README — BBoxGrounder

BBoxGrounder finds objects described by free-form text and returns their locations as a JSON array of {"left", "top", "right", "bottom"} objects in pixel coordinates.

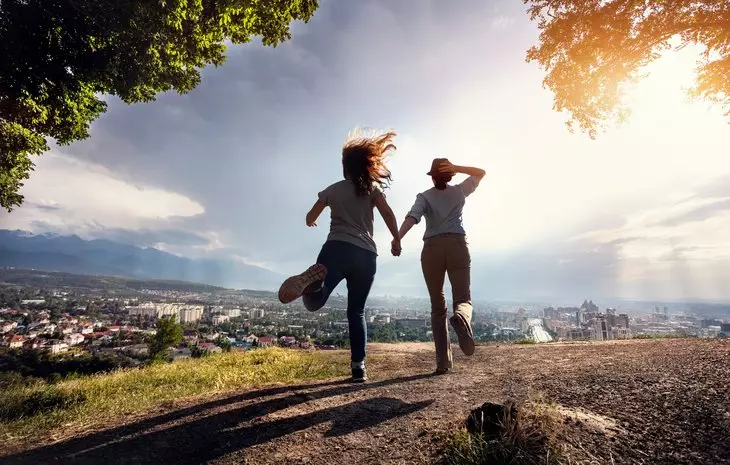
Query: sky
[{"left": 3, "top": 0, "right": 730, "bottom": 303}]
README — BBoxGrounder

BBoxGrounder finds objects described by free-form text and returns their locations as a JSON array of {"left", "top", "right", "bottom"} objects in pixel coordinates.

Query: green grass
[{"left": 0, "top": 348, "right": 349, "bottom": 446}]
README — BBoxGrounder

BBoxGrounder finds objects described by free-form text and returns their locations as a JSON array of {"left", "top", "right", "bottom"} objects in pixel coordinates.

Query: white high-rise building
[
  {"left": 128, "top": 303, "right": 204, "bottom": 322},
  {"left": 127, "top": 306, "right": 157, "bottom": 318},
  {"left": 212, "top": 314, "right": 230, "bottom": 325},
  {"left": 157, "top": 303, "right": 181, "bottom": 318},
  {"left": 221, "top": 308, "right": 241, "bottom": 318},
  {"left": 250, "top": 308, "right": 265, "bottom": 319},
  {"left": 179, "top": 306, "right": 204, "bottom": 323},
  {"left": 127, "top": 302, "right": 158, "bottom": 318}
]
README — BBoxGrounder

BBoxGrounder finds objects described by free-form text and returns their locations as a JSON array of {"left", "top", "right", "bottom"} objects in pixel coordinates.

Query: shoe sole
[
  {"left": 450, "top": 314, "right": 475, "bottom": 356},
  {"left": 278, "top": 264, "right": 327, "bottom": 304}
]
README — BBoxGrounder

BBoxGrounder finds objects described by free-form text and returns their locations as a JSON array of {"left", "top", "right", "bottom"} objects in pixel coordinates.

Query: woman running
[
  {"left": 397, "top": 158, "right": 485, "bottom": 374},
  {"left": 277, "top": 129, "right": 402, "bottom": 383}
]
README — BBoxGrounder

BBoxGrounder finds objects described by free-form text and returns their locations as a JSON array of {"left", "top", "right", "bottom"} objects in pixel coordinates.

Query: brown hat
[{"left": 427, "top": 158, "right": 452, "bottom": 176}]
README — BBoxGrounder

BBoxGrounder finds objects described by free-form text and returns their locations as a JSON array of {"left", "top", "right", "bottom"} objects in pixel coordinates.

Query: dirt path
[{"left": 3, "top": 339, "right": 730, "bottom": 464}]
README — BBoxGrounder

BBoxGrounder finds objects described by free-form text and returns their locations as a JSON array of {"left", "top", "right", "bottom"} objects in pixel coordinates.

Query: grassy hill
[
  {"left": 1, "top": 339, "right": 729, "bottom": 464},
  {"left": 1, "top": 349, "right": 349, "bottom": 447}
]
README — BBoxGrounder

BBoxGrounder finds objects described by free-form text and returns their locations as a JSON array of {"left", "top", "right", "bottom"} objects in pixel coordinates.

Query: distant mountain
[{"left": 0, "top": 230, "right": 282, "bottom": 290}]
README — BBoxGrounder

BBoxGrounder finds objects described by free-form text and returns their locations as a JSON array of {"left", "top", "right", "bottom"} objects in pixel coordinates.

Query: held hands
[{"left": 391, "top": 238, "right": 402, "bottom": 257}]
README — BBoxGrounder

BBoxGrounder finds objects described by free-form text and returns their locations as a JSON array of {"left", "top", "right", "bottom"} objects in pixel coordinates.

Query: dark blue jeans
[{"left": 303, "top": 240, "right": 376, "bottom": 364}]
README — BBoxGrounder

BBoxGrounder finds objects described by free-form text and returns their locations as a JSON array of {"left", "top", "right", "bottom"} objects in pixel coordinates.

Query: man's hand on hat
[{"left": 436, "top": 160, "right": 456, "bottom": 176}]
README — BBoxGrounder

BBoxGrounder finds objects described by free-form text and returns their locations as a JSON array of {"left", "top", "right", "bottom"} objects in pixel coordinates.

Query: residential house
[
  {"left": 171, "top": 347, "right": 192, "bottom": 360},
  {"left": 66, "top": 333, "right": 85, "bottom": 346},
  {"left": 258, "top": 336, "right": 274, "bottom": 348},
  {"left": 280, "top": 336, "right": 297, "bottom": 346},
  {"left": 123, "top": 344, "right": 149, "bottom": 356},
  {"left": 23, "top": 338, "right": 41, "bottom": 350},
  {"left": 198, "top": 342, "right": 222, "bottom": 354},
  {"left": 80, "top": 323, "right": 94, "bottom": 335},
  {"left": 0, "top": 321, "right": 17, "bottom": 333},
  {"left": 49, "top": 341, "right": 69, "bottom": 354},
  {"left": 6, "top": 335, "right": 25, "bottom": 348},
  {"left": 242, "top": 334, "right": 258, "bottom": 344}
]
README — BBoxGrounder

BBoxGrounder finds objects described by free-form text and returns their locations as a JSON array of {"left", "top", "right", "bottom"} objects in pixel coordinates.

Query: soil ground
[{"left": 2, "top": 339, "right": 729, "bottom": 464}]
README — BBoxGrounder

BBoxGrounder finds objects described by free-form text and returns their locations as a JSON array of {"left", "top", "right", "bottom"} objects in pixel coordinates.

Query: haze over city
[{"left": 3, "top": 0, "right": 730, "bottom": 303}]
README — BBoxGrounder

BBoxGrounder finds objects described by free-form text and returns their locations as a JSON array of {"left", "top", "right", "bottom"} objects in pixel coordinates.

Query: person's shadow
[{"left": 4, "top": 373, "right": 436, "bottom": 464}]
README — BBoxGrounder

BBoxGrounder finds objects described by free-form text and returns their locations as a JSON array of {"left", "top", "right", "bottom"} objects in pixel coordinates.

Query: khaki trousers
[{"left": 420, "top": 233, "right": 472, "bottom": 370}]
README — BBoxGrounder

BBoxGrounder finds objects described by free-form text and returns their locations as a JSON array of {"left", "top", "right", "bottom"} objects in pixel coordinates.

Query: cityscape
[{"left": 2, "top": 268, "right": 728, "bottom": 364}]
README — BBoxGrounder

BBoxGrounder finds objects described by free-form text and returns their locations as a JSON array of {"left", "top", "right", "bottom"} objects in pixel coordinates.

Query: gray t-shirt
[
  {"left": 318, "top": 180, "right": 383, "bottom": 254},
  {"left": 407, "top": 175, "right": 481, "bottom": 240}
]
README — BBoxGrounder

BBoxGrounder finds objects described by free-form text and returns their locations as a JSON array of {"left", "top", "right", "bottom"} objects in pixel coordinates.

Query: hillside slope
[
  {"left": 0, "top": 230, "right": 281, "bottom": 290},
  {"left": 2, "top": 339, "right": 729, "bottom": 464}
]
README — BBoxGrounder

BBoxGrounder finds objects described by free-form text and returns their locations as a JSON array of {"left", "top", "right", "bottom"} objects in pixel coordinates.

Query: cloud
[
  {"left": 5, "top": 0, "right": 730, "bottom": 302},
  {"left": 2, "top": 152, "right": 207, "bottom": 252},
  {"left": 566, "top": 175, "right": 730, "bottom": 301},
  {"left": 87, "top": 228, "right": 211, "bottom": 248}
]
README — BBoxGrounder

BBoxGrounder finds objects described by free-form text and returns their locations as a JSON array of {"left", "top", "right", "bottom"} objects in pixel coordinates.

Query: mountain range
[{"left": 0, "top": 230, "right": 282, "bottom": 290}]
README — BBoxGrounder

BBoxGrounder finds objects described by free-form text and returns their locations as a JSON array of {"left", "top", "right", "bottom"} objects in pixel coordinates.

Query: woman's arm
[
  {"left": 373, "top": 194, "right": 402, "bottom": 256},
  {"left": 374, "top": 194, "right": 400, "bottom": 239},
  {"left": 398, "top": 216, "right": 418, "bottom": 240},
  {"left": 306, "top": 199, "right": 326, "bottom": 227}
]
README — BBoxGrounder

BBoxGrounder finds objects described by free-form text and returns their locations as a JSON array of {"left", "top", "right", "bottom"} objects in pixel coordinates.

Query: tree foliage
[
  {"left": 0, "top": 0, "right": 319, "bottom": 211},
  {"left": 149, "top": 315, "right": 184, "bottom": 359},
  {"left": 524, "top": 0, "right": 730, "bottom": 138}
]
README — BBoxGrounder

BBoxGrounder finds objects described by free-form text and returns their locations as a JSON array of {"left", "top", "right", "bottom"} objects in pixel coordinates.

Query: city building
[
  {"left": 66, "top": 333, "right": 85, "bottom": 345},
  {"left": 221, "top": 308, "right": 242, "bottom": 318},
  {"left": 0, "top": 321, "right": 17, "bottom": 333},
  {"left": 49, "top": 341, "right": 69, "bottom": 354},
  {"left": 179, "top": 306, "right": 204, "bottom": 323},
  {"left": 212, "top": 314, "right": 230, "bottom": 325},
  {"left": 258, "top": 336, "right": 274, "bottom": 347},
  {"left": 127, "top": 305, "right": 158, "bottom": 318},
  {"left": 374, "top": 314, "right": 391, "bottom": 324},
  {"left": 250, "top": 308, "right": 265, "bottom": 319},
  {"left": 395, "top": 318, "right": 427, "bottom": 329},
  {"left": 6, "top": 335, "right": 25, "bottom": 348},
  {"left": 127, "top": 302, "right": 204, "bottom": 322}
]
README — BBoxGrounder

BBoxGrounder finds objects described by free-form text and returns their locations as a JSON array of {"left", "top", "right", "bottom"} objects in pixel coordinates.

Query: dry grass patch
[
  {"left": 0, "top": 348, "right": 349, "bottom": 448},
  {"left": 442, "top": 397, "right": 620, "bottom": 465}
]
